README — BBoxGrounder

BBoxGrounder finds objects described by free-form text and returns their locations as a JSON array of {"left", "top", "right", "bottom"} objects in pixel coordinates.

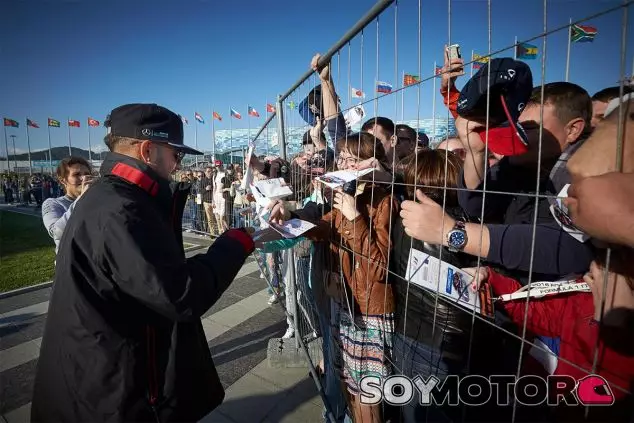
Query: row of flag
[
  {"left": 4, "top": 24, "right": 599, "bottom": 132},
  {"left": 349, "top": 23, "right": 598, "bottom": 94},
  {"left": 182, "top": 104, "right": 279, "bottom": 125},
  {"left": 3, "top": 117, "right": 101, "bottom": 128}
]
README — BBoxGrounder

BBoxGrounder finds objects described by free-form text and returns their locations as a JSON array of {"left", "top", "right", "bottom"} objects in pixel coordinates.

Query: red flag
[
  {"left": 248, "top": 106, "right": 260, "bottom": 117},
  {"left": 88, "top": 118, "right": 100, "bottom": 127},
  {"left": 213, "top": 111, "right": 222, "bottom": 121},
  {"left": 266, "top": 104, "right": 276, "bottom": 113},
  {"left": 68, "top": 119, "right": 80, "bottom": 128}
]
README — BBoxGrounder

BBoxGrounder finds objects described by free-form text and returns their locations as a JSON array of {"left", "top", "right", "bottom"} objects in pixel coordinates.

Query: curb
[{"left": 0, "top": 280, "right": 54, "bottom": 300}]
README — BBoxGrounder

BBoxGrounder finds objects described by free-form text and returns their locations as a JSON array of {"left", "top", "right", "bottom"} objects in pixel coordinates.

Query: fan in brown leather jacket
[{"left": 304, "top": 183, "right": 397, "bottom": 317}]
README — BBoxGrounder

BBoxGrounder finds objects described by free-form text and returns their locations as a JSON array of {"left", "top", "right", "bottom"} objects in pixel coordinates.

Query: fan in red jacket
[{"left": 467, "top": 259, "right": 634, "bottom": 405}]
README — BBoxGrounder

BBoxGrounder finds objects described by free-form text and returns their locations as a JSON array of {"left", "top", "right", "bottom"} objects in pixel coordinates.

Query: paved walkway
[{"left": 0, "top": 237, "right": 323, "bottom": 422}]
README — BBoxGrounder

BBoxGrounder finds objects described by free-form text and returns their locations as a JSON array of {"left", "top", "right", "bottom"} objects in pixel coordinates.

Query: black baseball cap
[
  {"left": 457, "top": 58, "right": 533, "bottom": 156},
  {"left": 105, "top": 103, "right": 203, "bottom": 155}
]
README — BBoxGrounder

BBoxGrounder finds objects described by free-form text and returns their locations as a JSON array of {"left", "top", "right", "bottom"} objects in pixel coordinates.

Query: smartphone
[{"left": 447, "top": 44, "right": 461, "bottom": 60}]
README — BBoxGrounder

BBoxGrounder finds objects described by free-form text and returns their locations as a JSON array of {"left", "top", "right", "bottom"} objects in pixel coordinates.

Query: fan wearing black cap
[
  {"left": 31, "top": 103, "right": 255, "bottom": 422},
  {"left": 403, "top": 59, "right": 594, "bottom": 285}
]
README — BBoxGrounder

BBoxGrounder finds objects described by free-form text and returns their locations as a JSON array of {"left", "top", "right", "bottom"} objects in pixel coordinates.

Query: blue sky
[{"left": 1, "top": 0, "right": 632, "bottom": 155}]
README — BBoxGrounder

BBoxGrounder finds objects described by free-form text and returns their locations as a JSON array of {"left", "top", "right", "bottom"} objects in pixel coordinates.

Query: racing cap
[
  {"left": 105, "top": 103, "right": 203, "bottom": 155},
  {"left": 457, "top": 58, "right": 533, "bottom": 156}
]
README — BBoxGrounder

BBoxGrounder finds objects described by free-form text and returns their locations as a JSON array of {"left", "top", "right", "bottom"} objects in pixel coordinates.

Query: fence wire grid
[{"left": 168, "top": 1, "right": 634, "bottom": 422}]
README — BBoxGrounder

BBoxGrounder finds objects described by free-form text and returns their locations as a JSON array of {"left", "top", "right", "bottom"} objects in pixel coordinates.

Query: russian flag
[
  {"left": 376, "top": 81, "right": 393, "bottom": 94},
  {"left": 231, "top": 109, "right": 242, "bottom": 119},
  {"left": 194, "top": 112, "right": 204, "bottom": 123},
  {"left": 248, "top": 106, "right": 260, "bottom": 117}
]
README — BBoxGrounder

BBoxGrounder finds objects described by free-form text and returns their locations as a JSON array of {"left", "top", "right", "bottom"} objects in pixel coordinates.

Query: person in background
[
  {"left": 41, "top": 157, "right": 93, "bottom": 253},
  {"left": 213, "top": 160, "right": 230, "bottom": 232},
  {"left": 231, "top": 171, "right": 246, "bottom": 228},
  {"left": 201, "top": 166, "right": 218, "bottom": 236},
  {"left": 30, "top": 173, "right": 44, "bottom": 207},
  {"left": 590, "top": 85, "right": 633, "bottom": 128},
  {"left": 394, "top": 124, "right": 419, "bottom": 161},
  {"left": 361, "top": 117, "right": 397, "bottom": 168},
  {"left": 224, "top": 167, "right": 235, "bottom": 228}
]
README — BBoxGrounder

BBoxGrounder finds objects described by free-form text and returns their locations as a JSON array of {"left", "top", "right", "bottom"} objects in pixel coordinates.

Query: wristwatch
[{"left": 447, "top": 220, "right": 468, "bottom": 252}]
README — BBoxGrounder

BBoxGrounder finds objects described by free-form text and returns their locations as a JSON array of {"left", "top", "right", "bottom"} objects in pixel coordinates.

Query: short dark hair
[
  {"left": 591, "top": 86, "right": 633, "bottom": 103},
  {"left": 361, "top": 116, "right": 395, "bottom": 137},
  {"left": 56, "top": 157, "right": 92, "bottom": 182},
  {"left": 529, "top": 82, "right": 592, "bottom": 130},
  {"left": 104, "top": 134, "right": 140, "bottom": 152}
]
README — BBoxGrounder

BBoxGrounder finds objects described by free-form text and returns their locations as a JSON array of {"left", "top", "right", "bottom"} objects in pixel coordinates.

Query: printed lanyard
[{"left": 495, "top": 280, "right": 591, "bottom": 302}]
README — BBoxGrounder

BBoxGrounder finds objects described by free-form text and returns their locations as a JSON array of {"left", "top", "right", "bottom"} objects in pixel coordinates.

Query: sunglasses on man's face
[{"left": 156, "top": 143, "right": 185, "bottom": 164}]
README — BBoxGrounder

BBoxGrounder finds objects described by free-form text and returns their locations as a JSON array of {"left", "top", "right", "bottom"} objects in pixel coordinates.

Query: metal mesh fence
[{"left": 239, "top": 0, "right": 634, "bottom": 422}]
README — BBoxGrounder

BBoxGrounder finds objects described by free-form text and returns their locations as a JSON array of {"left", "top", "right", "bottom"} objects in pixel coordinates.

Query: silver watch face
[{"left": 448, "top": 229, "right": 467, "bottom": 249}]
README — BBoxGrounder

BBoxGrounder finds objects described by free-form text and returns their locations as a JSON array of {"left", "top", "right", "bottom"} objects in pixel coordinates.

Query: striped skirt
[{"left": 338, "top": 311, "right": 395, "bottom": 395}]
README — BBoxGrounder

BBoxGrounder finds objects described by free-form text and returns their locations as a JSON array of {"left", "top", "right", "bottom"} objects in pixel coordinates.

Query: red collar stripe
[{"left": 111, "top": 163, "right": 159, "bottom": 196}]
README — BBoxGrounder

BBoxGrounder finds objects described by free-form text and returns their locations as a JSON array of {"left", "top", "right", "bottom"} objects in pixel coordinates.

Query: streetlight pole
[{"left": 9, "top": 135, "right": 17, "bottom": 172}]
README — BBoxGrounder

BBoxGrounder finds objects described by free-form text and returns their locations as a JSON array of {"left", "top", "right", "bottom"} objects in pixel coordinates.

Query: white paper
[
  {"left": 240, "top": 143, "right": 255, "bottom": 191},
  {"left": 405, "top": 249, "right": 482, "bottom": 314},
  {"left": 344, "top": 105, "right": 366, "bottom": 128},
  {"left": 252, "top": 178, "right": 293, "bottom": 201},
  {"left": 269, "top": 219, "right": 316, "bottom": 239},
  {"left": 316, "top": 168, "right": 374, "bottom": 189},
  {"left": 550, "top": 184, "right": 590, "bottom": 243}
]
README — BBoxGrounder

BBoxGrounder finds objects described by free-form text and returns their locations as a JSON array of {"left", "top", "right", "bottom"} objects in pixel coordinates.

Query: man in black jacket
[{"left": 31, "top": 104, "right": 255, "bottom": 422}]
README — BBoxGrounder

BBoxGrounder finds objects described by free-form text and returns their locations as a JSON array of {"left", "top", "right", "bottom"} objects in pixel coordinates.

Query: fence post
[{"left": 276, "top": 94, "right": 287, "bottom": 160}]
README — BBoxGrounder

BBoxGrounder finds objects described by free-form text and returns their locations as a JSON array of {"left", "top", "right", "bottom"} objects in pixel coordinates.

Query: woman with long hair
[{"left": 306, "top": 132, "right": 395, "bottom": 423}]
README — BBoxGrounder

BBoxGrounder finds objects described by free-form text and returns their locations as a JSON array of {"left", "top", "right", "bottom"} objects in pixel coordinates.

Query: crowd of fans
[
  {"left": 17, "top": 47, "right": 634, "bottom": 423},
  {"left": 1, "top": 172, "right": 62, "bottom": 207},
  {"left": 237, "top": 51, "right": 634, "bottom": 423}
]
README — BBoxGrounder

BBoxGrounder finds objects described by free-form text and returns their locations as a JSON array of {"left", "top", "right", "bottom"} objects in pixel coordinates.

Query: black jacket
[
  {"left": 199, "top": 176, "right": 214, "bottom": 203},
  {"left": 31, "top": 153, "right": 254, "bottom": 422},
  {"left": 458, "top": 157, "right": 593, "bottom": 282},
  {"left": 391, "top": 210, "right": 501, "bottom": 375}
]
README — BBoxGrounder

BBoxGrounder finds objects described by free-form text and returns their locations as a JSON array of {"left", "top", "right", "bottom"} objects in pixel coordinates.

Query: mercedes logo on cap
[{"left": 141, "top": 129, "right": 152, "bottom": 136}]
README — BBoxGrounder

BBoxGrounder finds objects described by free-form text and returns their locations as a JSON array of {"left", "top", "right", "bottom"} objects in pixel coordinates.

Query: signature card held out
[
  {"left": 316, "top": 168, "right": 374, "bottom": 189},
  {"left": 405, "top": 248, "right": 483, "bottom": 314}
]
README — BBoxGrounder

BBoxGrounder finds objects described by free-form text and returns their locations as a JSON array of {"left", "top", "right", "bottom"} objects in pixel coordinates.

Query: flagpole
[
  {"left": 565, "top": 18, "right": 572, "bottom": 82},
  {"left": 400, "top": 71, "right": 405, "bottom": 122},
  {"left": 87, "top": 123, "right": 93, "bottom": 163},
  {"left": 47, "top": 123, "right": 53, "bottom": 174},
  {"left": 470, "top": 49, "right": 475, "bottom": 77},
  {"left": 3, "top": 125, "right": 9, "bottom": 173},
  {"left": 432, "top": 61, "right": 437, "bottom": 142},
  {"left": 229, "top": 109, "right": 233, "bottom": 165},
  {"left": 67, "top": 117, "right": 72, "bottom": 156},
  {"left": 265, "top": 103, "right": 270, "bottom": 156},
  {"left": 514, "top": 36, "right": 518, "bottom": 60},
  {"left": 26, "top": 121, "right": 32, "bottom": 175},
  {"left": 211, "top": 109, "right": 216, "bottom": 160},
  {"left": 194, "top": 116, "right": 199, "bottom": 168},
  {"left": 265, "top": 102, "right": 269, "bottom": 156}
]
